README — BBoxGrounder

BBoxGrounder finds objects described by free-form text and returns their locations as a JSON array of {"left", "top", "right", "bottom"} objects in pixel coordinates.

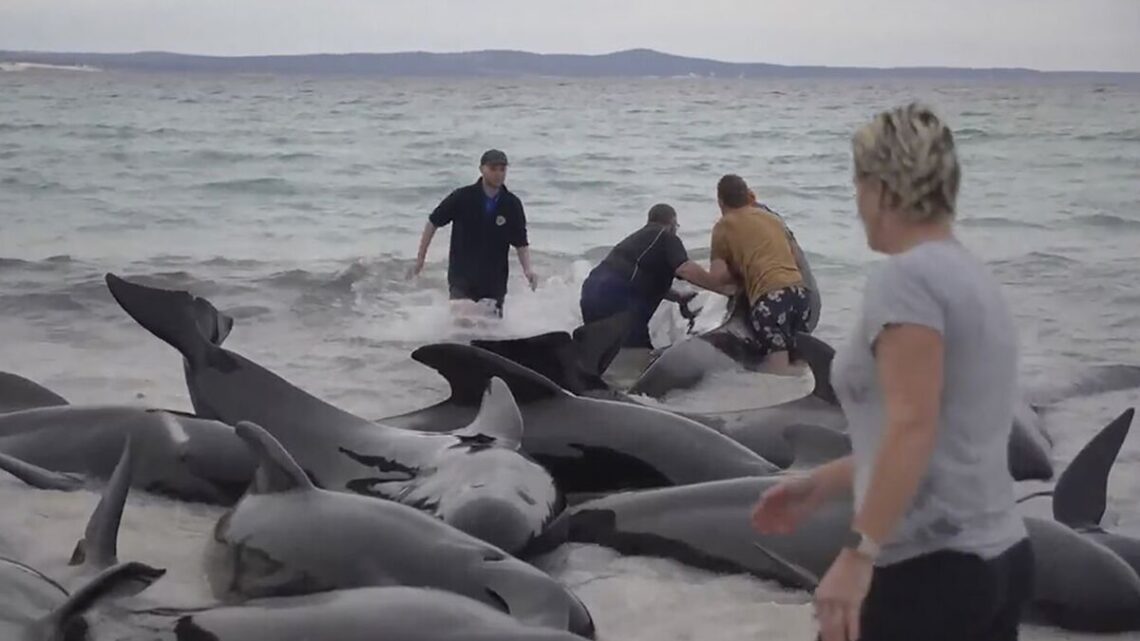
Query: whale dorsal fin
[
  {"left": 234, "top": 421, "right": 315, "bottom": 494},
  {"left": 70, "top": 436, "right": 134, "bottom": 571},
  {"left": 452, "top": 377, "right": 524, "bottom": 450},
  {"left": 469, "top": 311, "right": 634, "bottom": 395},
  {"left": 0, "top": 452, "right": 85, "bottom": 491},
  {"left": 411, "top": 343, "right": 569, "bottom": 406},
  {"left": 0, "top": 371, "right": 69, "bottom": 414},
  {"left": 1054, "top": 407, "right": 1134, "bottom": 528},
  {"left": 471, "top": 332, "right": 582, "bottom": 392},
  {"left": 793, "top": 333, "right": 837, "bottom": 405},
  {"left": 30, "top": 562, "right": 165, "bottom": 641}
]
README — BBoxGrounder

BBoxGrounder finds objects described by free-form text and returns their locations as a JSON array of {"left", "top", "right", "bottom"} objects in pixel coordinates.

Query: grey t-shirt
[{"left": 832, "top": 238, "right": 1028, "bottom": 566}]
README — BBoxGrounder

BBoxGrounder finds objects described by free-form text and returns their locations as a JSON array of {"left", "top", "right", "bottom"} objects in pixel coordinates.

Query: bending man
[
  {"left": 709, "top": 174, "right": 810, "bottom": 374},
  {"left": 580, "top": 203, "right": 733, "bottom": 348}
]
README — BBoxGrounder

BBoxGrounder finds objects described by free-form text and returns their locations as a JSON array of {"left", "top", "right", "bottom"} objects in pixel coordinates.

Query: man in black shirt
[
  {"left": 579, "top": 203, "right": 734, "bottom": 348},
  {"left": 410, "top": 149, "right": 537, "bottom": 317}
]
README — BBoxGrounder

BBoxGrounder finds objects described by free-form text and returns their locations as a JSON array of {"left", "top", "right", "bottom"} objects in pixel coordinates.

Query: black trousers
[
  {"left": 448, "top": 283, "right": 504, "bottom": 317},
  {"left": 833, "top": 538, "right": 1034, "bottom": 641}
]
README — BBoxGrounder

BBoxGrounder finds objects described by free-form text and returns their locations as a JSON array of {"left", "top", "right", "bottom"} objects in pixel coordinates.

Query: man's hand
[
  {"left": 525, "top": 270, "right": 538, "bottom": 291},
  {"left": 406, "top": 261, "right": 424, "bottom": 281},
  {"left": 677, "top": 291, "right": 700, "bottom": 321}
]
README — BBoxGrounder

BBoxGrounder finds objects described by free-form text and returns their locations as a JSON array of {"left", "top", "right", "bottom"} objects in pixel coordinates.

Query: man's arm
[
  {"left": 510, "top": 199, "right": 538, "bottom": 290},
  {"left": 677, "top": 261, "right": 736, "bottom": 296},
  {"left": 707, "top": 258, "right": 736, "bottom": 288},
  {"left": 706, "top": 221, "right": 740, "bottom": 291},
  {"left": 662, "top": 232, "right": 735, "bottom": 297},
  {"left": 515, "top": 246, "right": 537, "bottom": 290},
  {"left": 410, "top": 190, "right": 458, "bottom": 278},
  {"left": 410, "top": 222, "right": 438, "bottom": 277}
]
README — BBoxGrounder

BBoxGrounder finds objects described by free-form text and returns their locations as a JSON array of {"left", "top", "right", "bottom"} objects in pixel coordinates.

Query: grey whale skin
[
  {"left": 4, "top": 434, "right": 589, "bottom": 641},
  {"left": 0, "top": 392, "right": 254, "bottom": 505},
  {"left": 529, "top": 407, "right": 1140, "bottom": 633},
  {"left": 118, "top": 586, "right": 593, "bottom": 641},
  {"left": 104, "top": 272, "right": 559, "bottom": 555},
  {"left": 470, "top": 299, "right": 1057, "bottom": 480},
  {"left": 205, "top": 420, "right": 596, "bottom": 638},
  {"left": 379, "top": 340, "right": 783, "bottom": 496},
  {"left": 463, "top": 309, "right": 851, "bottom": 471},
  {"left": 0, "top": 437, "right": 168, "bottom": 641}
]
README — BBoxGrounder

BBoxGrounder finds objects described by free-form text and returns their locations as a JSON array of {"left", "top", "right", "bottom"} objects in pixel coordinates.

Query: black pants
[
  {"left": 851, "top": 538, "right": 1034, "bottom": 641},
  {"left": 579, "top": 266, "right": 655, "bottom": 348},
  {"left": 449, "top": 284, "right": 504, "bottom": 317}
]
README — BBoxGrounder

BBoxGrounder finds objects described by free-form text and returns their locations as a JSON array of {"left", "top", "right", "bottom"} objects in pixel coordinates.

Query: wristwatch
[{"left": 843, "top": 529, "right": 881, "bottom": 561}]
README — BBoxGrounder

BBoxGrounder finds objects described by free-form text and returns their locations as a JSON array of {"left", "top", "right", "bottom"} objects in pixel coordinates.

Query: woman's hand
[
  {"left": 750, "top": 474, "right": 829, "bottom": 535},
  {"left": 814, "top": 549, "right": 874, "bottom": 641}
]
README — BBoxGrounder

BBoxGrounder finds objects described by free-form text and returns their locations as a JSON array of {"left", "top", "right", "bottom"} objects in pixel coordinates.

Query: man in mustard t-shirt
[{"left": 708, "top": 174, "right": 811, "bottom": 374}]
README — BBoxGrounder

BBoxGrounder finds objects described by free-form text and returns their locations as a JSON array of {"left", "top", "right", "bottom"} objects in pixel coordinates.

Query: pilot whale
[
  {"left": 1017, "top": 408, "right": 1140, "bottom": 579},
  {"left": 467, "top": 312, "right": 850, "bottom": 470},
  {"left": 0, "top": 402, "right": 254, "bottom": 506},
  {"left": 100, "top": 586, "right": 594, "bottom": 641},
  {"left": 168, "top": 586, "right": 593, "bottom": 641},
  {"left": 529, "top": 408, "right": 1140, "bottom": 633},
  {"left": 469, "top": 306, "right": 1063, "bottom": 481},
  {"left": 105, "top": 272, "right": 560, "bottom": 554},
  {"left": 380, "top": 341, "right": 782, "bottom": 496},
  {"left": 2, "top": 560, "right": 165, "bottom": 641},
  {"left": 206, "top": 420, "right": 596, "bottom": 638},
  {"left": 1, "top": 437, "right": 168, "bottom": 641}
]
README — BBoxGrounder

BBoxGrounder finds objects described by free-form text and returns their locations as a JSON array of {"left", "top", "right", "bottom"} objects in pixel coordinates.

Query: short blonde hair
[{"left": 852, "top": 102, "right": 960, "bottom": 222}]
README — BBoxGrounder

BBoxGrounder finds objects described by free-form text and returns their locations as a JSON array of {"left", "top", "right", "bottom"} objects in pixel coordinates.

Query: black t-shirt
[
  {"left": 428, "top": 178, "right": 528, "bottom": 299},
  {"left": 595, "top": 222, "right": 689, "bottom": 306}
]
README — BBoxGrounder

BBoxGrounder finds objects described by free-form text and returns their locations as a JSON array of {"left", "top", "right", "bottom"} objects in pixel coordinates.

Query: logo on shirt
[{"left": 495, "top": 215, "right": 506, "bottom": 226}]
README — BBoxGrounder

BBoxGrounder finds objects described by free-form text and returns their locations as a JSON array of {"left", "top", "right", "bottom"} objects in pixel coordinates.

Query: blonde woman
[{"left": 751, "top": 103, "right": 1033, "bottom": 641}]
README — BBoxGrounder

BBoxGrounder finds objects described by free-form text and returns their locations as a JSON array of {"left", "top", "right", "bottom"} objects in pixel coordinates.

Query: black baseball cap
[{"left": 480, "top": 149, "right": 509, "bottom": 166}]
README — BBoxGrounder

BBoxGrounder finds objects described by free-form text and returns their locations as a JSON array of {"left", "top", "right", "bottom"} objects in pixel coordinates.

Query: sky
[{"left": 1, "top": 0, "right": 1138, "bottom": 72}]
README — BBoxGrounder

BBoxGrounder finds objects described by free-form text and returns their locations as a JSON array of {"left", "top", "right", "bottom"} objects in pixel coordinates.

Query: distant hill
[{"left": 0, "top": 48, "right": 1135, "bottom": 82}]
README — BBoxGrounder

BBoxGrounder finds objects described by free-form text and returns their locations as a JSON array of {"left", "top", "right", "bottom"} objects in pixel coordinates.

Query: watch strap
[{"left": 844, "top": 529, "right": 881, "bottom": 560}]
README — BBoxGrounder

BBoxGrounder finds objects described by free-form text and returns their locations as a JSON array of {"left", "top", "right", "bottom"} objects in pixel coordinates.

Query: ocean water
[{"left": 1, "top": 67, "right": 1140, "bottom": 640}]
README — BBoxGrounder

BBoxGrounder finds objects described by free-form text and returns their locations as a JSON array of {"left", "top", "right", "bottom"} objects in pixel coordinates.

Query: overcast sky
[{"left": 2, "top": 0, "right": 1137, "bottom": 72}]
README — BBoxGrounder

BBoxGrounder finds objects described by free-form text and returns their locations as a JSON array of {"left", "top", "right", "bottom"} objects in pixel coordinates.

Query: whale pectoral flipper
[
  {"left": 1053, "top": 407, "right": 1135, "bottom": 528},
  {"left": 0, "top": 451, "right": 85, "bottom": 491},
  {"left": 479, "top": 562, "right": 570, "bottom": 631},
  {"left": 233, "top": 421, "right": 316, "bottom": 494},
  {"left": 70, "top": 435, "right": 135, "bottom": 571},
  {"left": 411, "top": 343, "right": 569, "bottom": 405}
]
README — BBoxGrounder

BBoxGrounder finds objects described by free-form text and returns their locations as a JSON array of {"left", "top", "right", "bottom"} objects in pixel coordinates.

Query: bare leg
[{"left": 758, "top": 350, "right": 808, "bottom": 377}]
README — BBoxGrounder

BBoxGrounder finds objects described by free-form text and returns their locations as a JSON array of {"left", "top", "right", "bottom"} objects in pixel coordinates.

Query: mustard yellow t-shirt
[{"left": 710, "top": 206, "right": 803, "bottom": 304}]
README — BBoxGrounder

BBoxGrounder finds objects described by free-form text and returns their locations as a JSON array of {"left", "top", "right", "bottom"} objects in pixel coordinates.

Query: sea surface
[{"left": 2, "top": 67, "right": 1140, "bottom": 640}]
